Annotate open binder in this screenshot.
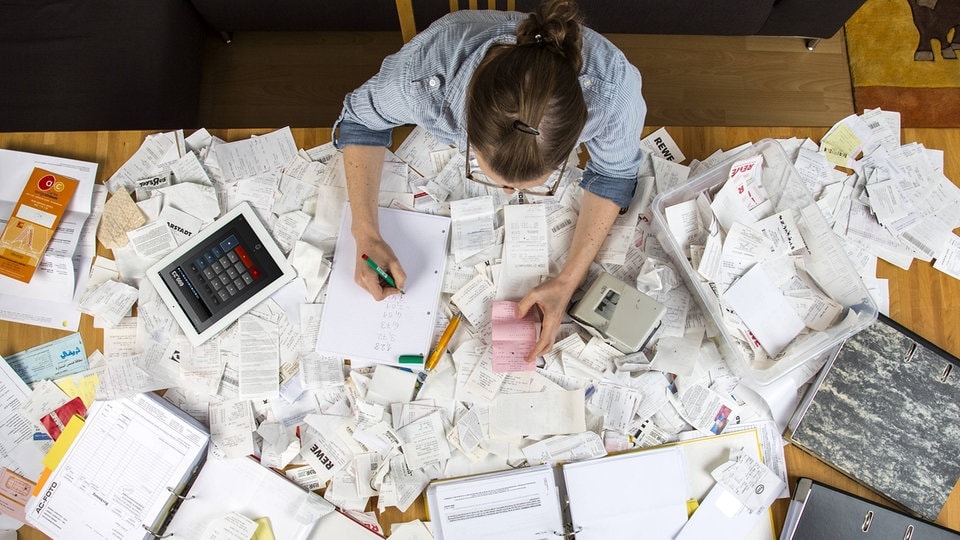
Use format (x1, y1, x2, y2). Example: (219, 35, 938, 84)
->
(780, 478, 960, 539)
(25, 392, 209, 540)
(159, 455, 383, 539)
(24, 392, 382, 540)
(425, 430, 776, 540)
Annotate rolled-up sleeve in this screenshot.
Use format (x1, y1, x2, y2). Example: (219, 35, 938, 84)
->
(333, 41, 418, 149)
(579, 49, 647, 209)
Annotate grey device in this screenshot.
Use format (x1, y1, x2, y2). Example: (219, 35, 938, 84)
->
(569, 272, 665, 353)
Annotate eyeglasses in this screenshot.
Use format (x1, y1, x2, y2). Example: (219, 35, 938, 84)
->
(464, 140, 567, 200)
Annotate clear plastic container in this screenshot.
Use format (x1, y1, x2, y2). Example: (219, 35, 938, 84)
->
(650, 139, 878, 385)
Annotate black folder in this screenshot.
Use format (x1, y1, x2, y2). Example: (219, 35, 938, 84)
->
(781, 478, 960, 539)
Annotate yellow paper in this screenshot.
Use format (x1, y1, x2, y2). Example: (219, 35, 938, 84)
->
(41, 414, 85, 470)
(252, 517, 276, 540)
(54, 372, 101, 408)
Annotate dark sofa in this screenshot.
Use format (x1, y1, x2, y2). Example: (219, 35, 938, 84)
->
(0, 0, 867, 133)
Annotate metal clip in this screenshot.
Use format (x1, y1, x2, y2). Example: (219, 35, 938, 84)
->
(862, 510, 874, 532)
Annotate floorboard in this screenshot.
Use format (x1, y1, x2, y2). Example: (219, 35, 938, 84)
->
(198, 30, 853, 129)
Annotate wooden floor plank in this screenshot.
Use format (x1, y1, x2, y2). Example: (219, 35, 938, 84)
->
(198, 30, 853, 129)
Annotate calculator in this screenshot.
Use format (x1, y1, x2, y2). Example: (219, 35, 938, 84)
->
(147, 202, 296, 345)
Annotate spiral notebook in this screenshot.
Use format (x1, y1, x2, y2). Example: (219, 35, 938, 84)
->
(788, 314, 960, 522)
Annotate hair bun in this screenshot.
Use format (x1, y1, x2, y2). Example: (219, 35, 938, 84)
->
(516, 0, 583, 72)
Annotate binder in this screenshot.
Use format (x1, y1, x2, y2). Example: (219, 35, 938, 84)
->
(25, 392, 209, 540)
(159, 455, 384, 539)
(787, 314, 960, 522)
(425, 430, 776, 540)
(23, 391, 385, 539)
(780, 478, 960, 539)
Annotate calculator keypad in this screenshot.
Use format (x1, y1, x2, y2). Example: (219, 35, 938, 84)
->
(190, 234, 260, 306)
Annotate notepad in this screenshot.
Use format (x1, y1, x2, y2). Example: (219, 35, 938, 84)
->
(316, 206, 450, 366)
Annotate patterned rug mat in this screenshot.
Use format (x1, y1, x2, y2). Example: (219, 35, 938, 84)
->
(846, 0, 960, 126)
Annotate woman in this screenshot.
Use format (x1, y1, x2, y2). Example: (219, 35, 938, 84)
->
(334, 0, 646, 361)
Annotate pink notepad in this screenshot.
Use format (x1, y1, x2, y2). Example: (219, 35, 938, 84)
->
(491, 300, 539, 373)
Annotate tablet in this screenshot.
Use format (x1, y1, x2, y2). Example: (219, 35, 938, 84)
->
(147, 201, 296, 345)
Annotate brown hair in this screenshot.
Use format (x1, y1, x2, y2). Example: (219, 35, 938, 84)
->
(466, 0, 588, 184)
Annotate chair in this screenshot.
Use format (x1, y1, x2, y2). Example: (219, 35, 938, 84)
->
(396, 0, 519, 43)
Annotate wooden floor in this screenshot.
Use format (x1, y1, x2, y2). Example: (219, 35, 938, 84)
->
(198, 30, 855, 129)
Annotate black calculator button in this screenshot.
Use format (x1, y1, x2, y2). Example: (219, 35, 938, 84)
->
(219, 256, 230, 268)
(211, 261, 223, 273)
(217, 289, 230, 302)
(225, 284, 238, 296)
(210, 279, 223, 291)
(219, 274, 230, 285)
(226, 267, 239, 279)
(234, 262, 245, 274)
(202, 267, 216, 280)
(227, 251, 239, 264)
(234, 278, 245, 290)
(241, 273, 254, 285)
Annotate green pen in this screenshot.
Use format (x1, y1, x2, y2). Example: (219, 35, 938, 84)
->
(361, 254, 405, 294)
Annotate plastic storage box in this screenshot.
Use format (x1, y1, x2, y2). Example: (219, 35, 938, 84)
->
(650, 139, 877, 385)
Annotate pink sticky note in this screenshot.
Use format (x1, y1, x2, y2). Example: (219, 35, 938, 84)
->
(491, 300, 539, 373)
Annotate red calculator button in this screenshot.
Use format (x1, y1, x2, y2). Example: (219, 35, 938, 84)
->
(249, 266, 260, 279)
(234, 245, 254, 268)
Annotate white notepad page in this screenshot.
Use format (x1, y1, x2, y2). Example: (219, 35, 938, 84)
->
(561, 446, 690, 540)
(316, 206, 450, 366)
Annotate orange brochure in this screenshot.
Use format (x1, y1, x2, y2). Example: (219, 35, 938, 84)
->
(0, 167, 79, 283)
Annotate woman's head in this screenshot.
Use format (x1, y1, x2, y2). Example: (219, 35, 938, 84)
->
(466, 0, 587, 189)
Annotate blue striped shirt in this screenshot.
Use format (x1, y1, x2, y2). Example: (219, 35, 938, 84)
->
(334, 10, 647, 208)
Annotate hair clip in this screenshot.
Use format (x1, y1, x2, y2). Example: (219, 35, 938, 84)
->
(512, 120, 540, 136)
(535, 33, 544, 45)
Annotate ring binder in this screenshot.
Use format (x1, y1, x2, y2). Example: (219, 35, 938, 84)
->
(166, 485, 196, 500)
(862, 510, 874, 532)
(24, 393, 210, 540)
(781, 478, 960, 540)
(551, 525, 583, 537)
(787, 314, 960, 522)
(142, 523, 174, 538)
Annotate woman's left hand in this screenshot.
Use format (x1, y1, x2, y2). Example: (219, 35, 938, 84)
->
(517, 276, 577, 363)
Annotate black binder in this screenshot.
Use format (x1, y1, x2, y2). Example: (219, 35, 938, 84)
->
(781, 478, 960, 540)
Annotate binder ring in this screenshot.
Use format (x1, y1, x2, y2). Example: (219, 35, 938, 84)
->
(862, 510, 874, 532)
(142, 523, 173, 538)
(552, 525, 583, 537)
(167, 486, 196, 500)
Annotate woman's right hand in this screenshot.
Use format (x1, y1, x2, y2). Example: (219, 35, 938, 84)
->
(353, 233, 406, 301)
